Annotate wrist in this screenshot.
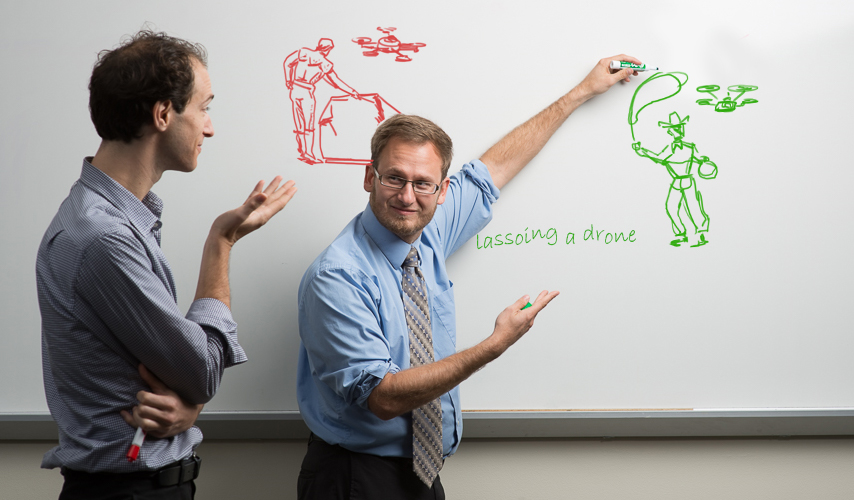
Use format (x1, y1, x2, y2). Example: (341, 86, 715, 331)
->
(568, 84, 594, 105)
(480, 334, 506, 362)
(207, 227, 236, 250)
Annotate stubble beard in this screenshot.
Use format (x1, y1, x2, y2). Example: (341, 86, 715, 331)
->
(369, 189, 436, 241)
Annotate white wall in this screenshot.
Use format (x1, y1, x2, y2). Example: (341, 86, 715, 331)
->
(5, 438, 854, 499)
(6, 0, 854, 415)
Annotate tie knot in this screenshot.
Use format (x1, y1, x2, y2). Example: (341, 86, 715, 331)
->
(403, 246, 420, 268)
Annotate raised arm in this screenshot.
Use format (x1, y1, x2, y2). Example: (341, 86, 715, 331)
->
(632, 141, 670, 163)
(194, 177, 297, 308)
(481, 54, 641, 190)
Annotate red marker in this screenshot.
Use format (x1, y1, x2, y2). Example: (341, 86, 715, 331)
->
(126, 427, 146, 462)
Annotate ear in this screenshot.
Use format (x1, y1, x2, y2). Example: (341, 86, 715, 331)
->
(436, 176, 451, 205)
(363, 164, 375, 193)
(151, 100, 174, 132)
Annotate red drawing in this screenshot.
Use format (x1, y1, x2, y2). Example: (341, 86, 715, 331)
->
(352, 27, 426, 62)
(318, 93, 400, 165)
(284, 38, 400, 165)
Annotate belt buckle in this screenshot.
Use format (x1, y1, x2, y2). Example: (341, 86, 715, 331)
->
(153, 453, 202, 487)
(184, 453, 201, 483)
(177, 453, 202, 486)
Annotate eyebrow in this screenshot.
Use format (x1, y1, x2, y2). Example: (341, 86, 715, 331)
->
(383, 169, 436, 183)
(203, 94, 215, 105)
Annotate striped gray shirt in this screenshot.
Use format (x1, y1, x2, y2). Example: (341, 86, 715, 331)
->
(37, 158, 247, 472)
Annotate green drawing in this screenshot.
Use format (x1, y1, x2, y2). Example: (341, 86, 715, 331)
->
(628, 72, 688, 142)
(696, 84, 758, 112)
(629, 72, 717, 248)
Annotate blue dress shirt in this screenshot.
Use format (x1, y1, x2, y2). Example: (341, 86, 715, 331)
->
(37, 159, 247, 472)
(297, 160, 499, 458)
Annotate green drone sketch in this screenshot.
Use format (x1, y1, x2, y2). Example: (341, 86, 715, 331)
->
(629, 72, 717, 248)
(696, 84, 758, 112)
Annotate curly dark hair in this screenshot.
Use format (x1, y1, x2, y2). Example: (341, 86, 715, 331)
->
(88, 30, 208, 143)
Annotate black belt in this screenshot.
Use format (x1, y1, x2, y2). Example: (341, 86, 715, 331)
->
(61, 454, 202, 487)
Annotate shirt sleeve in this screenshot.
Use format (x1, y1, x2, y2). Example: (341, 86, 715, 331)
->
(433, 159, 501, 257)
(320, 56, 334, 74)
(76, 229, 245, 405)
(299, 266, 400, 408)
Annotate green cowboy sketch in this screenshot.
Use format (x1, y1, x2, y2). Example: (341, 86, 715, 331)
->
(632, 111, 717, 247)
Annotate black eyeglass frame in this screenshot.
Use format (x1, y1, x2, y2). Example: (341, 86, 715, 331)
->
(372, 167, 441, 195)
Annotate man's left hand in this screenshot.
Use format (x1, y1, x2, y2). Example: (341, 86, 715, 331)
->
(121, 364, 204, 439)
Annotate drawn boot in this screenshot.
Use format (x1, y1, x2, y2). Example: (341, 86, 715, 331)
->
(296, 132, 312, 163)
(670, 234, 688, 247)
(302, 130, 324, 164)
(689, 233, 708, 248)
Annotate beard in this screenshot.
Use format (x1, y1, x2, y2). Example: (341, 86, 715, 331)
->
(369, 188, 437, 242)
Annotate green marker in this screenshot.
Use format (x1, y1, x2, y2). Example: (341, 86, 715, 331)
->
(610, 61, 659, 72)
(521, 302, 532, 310)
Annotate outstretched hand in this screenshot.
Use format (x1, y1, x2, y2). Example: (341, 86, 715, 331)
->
(489, 290, 560, 354)
(576, 54, 641, 99)
(211, 177, 297, 246)
(121, 364, 203, 439)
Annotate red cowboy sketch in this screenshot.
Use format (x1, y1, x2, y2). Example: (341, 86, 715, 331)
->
(284, 38, 400, 165)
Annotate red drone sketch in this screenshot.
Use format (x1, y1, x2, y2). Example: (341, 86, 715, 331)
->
(352, 27, 426, 62)
(284, 38, 400, 165)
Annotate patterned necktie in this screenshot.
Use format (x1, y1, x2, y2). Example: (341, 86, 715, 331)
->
(402, 246, 443, 486)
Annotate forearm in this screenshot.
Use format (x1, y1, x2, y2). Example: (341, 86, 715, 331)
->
(480, 85, 591, 190)
(367, 291, 559, 420)
(368, 336, 503, 420)
(328, 73, 357, 95)
(194, 232, 233, 308)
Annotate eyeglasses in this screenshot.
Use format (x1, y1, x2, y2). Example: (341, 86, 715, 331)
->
(373, 168, 440, 195)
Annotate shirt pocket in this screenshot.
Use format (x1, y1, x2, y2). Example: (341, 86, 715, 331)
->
(431, 282, 457, 357)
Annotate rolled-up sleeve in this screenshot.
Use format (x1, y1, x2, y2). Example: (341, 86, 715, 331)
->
(300, 267, 400, 408)
(434, 159, 500, 257)
(76, 229, 244, 404)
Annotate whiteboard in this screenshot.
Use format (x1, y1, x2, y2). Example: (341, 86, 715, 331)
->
(2, 0, 854, 419)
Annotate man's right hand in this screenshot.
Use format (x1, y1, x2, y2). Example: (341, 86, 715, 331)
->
(488, 290, 560, 355)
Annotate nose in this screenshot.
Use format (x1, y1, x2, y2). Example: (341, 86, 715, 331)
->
(396, 182, 416, 205)
(204, 113, 214, 138)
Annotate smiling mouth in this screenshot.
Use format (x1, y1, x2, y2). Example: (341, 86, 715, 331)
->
(392, 206, 417, 216)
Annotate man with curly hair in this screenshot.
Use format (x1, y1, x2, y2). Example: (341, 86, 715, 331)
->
(36, 30, 297, 499)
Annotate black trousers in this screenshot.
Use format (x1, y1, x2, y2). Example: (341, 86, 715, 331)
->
(58, 467, 195, 500)
(298, 435, 446, 500)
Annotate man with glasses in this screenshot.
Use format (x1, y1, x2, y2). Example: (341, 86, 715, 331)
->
(296, 55, 640, 500)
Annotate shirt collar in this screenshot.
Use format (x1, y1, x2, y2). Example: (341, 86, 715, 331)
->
(360, 203, 421, 269)
(79, 157, 164, 235)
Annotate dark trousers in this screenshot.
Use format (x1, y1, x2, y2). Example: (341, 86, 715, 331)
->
(298, 435, 445, 500)
(58, 467, 195, 500)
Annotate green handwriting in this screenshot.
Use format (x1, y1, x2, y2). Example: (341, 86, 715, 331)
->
(476, 225, 636, 249)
